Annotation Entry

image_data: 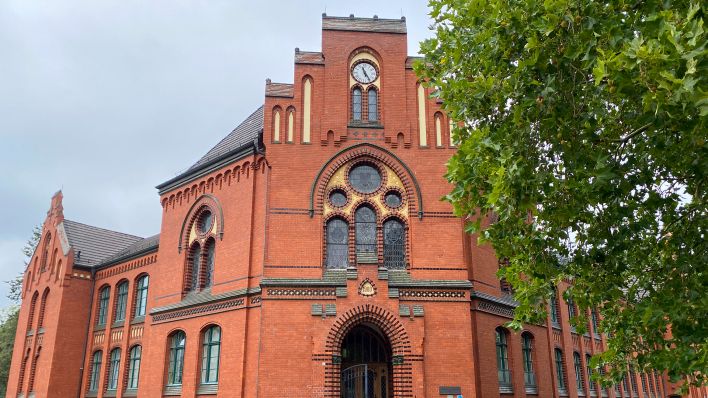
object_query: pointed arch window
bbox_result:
[574,352,585,395]
[326,218,349,269]
[550,288,561,327]
[97,287,110,326]
[383,219,405,269]
[352,87,362,121]
[201,326,221,385]
[204,240,215,288]
[495,327,512,391]
[355,206,377,263]
[89,350,102,392]
[522,333,536,390]
[367,88,378,121]
[28,348,40,393]
[115,281,128,322]
[27,291,38,331]
[40,233,51,272]
[167,331,186,386]
[37,289,49,329]
[107,348,121,391]
[135,275,149,318]
[127,345,141,390]
[189,244,201,292]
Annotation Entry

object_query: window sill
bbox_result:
[104,390,116,397]
[85,391,97,398]
[164,385,182,396]
[525,386,538,395]
[130,316,145,325]
[558,388,569,397]
[112,320,124,328]
[94,325,106,331]
[198,383,219,395]
[499,384,513,394]
[348,122,384,129]
[123,389,137,397]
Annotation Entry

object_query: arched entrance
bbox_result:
[340,324,392,398]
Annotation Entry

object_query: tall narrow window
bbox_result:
[621,374,629,395]
[495,328,511,391]
[629,368,639,395]
[641,373,648,394]
[127,345,141,390]
[272,108,281,143]
[586,354,596,393]
[167,331,186,386]
[89,351,103,392]
[326,218,349,269]
[201,326,221,385]
[204,241,215,288]
[107,348,121,391]
[367,88,378,122]
[189,244,201,292]
[522,333,536,389]
[567,297,577,319]
[383,219,405,269]
[574,352,585,394]
[37,289,49,329]
[355,206,377,263]
[135,275,149,318]
[435,113,443,147]
[97,287,110,326]
[591,309,600,337]
[352,88,362,121]
[40,233,51,272]
[27,291,38,331]
[550,288,560,327]
[555,348,567,392]
[28,349,40,393]
[115,282,128,322]
[287,109,295,142]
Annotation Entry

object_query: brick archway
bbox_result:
[324,304,412,398]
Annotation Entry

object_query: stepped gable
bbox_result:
[62,219,143,268]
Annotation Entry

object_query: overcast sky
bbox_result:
[0,0,434,308]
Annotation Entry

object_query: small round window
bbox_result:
[329,190,348,207]
[198,210,213,234]
[349,164,381,194]
[384,191,402,208]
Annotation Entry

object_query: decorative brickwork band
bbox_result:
[324,304,412,397]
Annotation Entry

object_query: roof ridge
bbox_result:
[63,219,143,240]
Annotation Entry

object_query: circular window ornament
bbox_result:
[348,164,381,194]
[329,190,348,207]
[198,210,213,235]
[384,191,403,208]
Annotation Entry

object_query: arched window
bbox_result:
[201,326,221,385]
[27,291,38,331]
[107,348,121,391]
[28,348,40,393]
[189,244,201,292]
[383,219,405,269]
[367,88,378,122]
[550,288,561,327]
[135,275,149,318]
[272,107,281,143]
[567,296,577,319]
[204,240,215,288]
[574,352,585,394]
[326,218,349,269]
[586,354,596,392]
[89,350,102,392]
[115,281,128,322]
[495,327,511,391]
[127,345,141,390]
[40,233,51,272]
[97,287,110,326]
[18,349,30,393]
[521,333,536,389]
[167,331,186,386]
[37,289,49,329]
[287,108,295,143]
[352,87,362,121]
[591,309,600,337]
[355,206,377,263]
[555,348,567,392]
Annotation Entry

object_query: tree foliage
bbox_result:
[417,0,706,389]
[0,225,41,396]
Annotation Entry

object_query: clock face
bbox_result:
[352,62,378,84]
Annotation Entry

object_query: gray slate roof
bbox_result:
[322,15,407,34]
[62,220,143,268]
[265,83,294,98]
[295,51,325,65]
[187,106,264,171]
[98,233,160,267]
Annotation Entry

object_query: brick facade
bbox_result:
[6,14,703,398]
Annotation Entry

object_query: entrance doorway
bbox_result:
[340,325,392,398]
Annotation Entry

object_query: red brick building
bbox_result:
[6,14,699,398]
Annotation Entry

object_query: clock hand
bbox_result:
[362,68,370,81]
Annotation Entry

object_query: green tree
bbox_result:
[0,226,41,395]
[418,0,706,390]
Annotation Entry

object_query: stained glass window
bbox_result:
[326,219,348,268]
[349,165,381,194]
[135,275,149,317]
[384,191,402,208]
[190,245,201,292]
[204,241,215,288]
[329,190,347,207]
[383,219,405,269]
[368,88,378,122]
[167,331,186,386]
[201,326,221,384]
[115,282,128,322]
[355,207,377,260]
[199,210,213,234]
[127,345,141,390]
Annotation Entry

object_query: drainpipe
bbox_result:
[76,264,96,398]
